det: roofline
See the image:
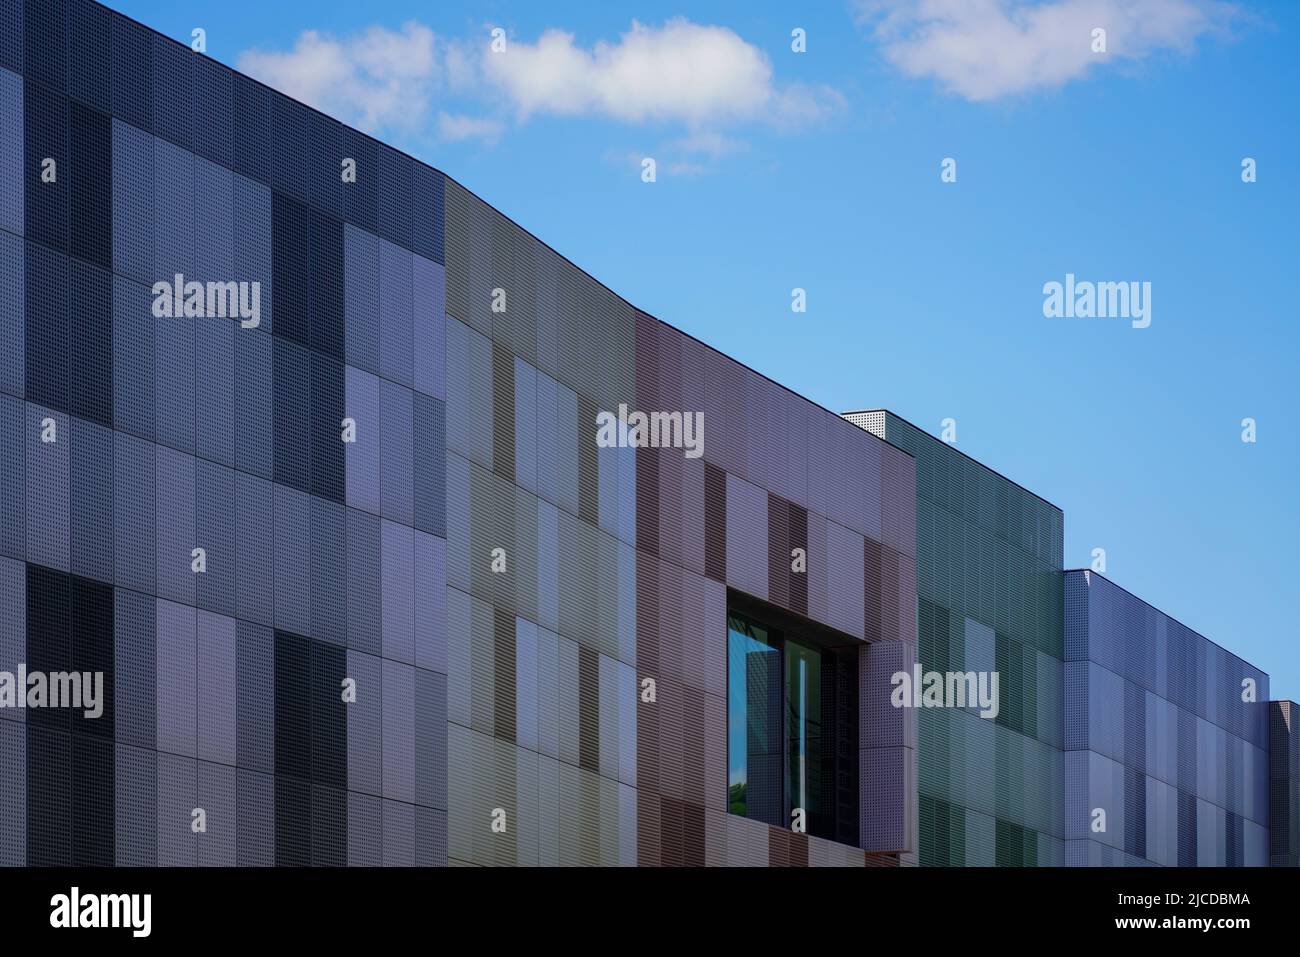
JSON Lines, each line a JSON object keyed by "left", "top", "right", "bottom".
{"left": 842, "top": 409, "right": 1063, "bottom": 513}
{"left": 1065, "top": 569, "right": 1270, "bottom": 680}
{"left": 100, "top": 2, "right": 909, "bottom": 466}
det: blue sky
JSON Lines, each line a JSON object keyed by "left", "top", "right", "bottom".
{"left": 111, "top": 0, "right": 1298, "bottom": 697}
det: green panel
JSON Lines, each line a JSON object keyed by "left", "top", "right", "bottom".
{"left": 871, "top": 412, "right": 1065, "bottom": 866}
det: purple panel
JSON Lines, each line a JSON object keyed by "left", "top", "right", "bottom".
{"left": 154, "top": 445, "right": 195, "bottom": 605}
{"left": 383, "top": 798, "right": 416, "bottom": 866}
{"left": 782, "top": 393, "right": 809, "bottom": 510}
{"left": 196, "top": 760, "right": 236, "bottom": 866}
{"left": 826, "top": 520, "right": 865, "bottom": 640}
{"left": 382, "top": 659, "right": 415, "bottom": 803}
{"left": 272, "top": 483, "right": 310, "bottom": 635}
{"left": 414, "top": 531, "right": 447, "bottom": 674}
{"left": 379, "top": 238, "right": 414, "bottom": 389}
{"left": 380, "top": 378, "right": 414, "bottom": 526}
{"left": 344, "top": 365, "right": 381, "bottom": 515}
{"left": 805, "top": 511, "right": 828, "bottom": 630}
{"left": 196, "top": 610, "right": 236, "bottom": 767}
{"left": 156, "top": 598, "right": 196, "bottom": 758}
{"left": 236, "top": 768, "right": 275, "bottom": 866}
{"left": 701, "top": 576, "right": 726, "bottom": 699}
{"left": 679, "top": 453, "right": 705, "bottom": 578}
{"left": 347, "top": 790, "right": 382, "bottom": 865}
{"left": 860, "top": 745, "right": 912, "bottom": 854}
{"left": 156, "top": 752, "right": 196, "bottom": 866}
{"left": 724, "top": 473, "right": 767, "bottom": 601}
{"left": 346, "top": 651, "right": 381, "bottom": 797}
{"left": 380, "top": 519, "right": 414, "bottom": 665}
{"left": 25, "top": 405, "right": 68, "bottom": 571}
{"left": 515, "top": 358, "right": 538, "bottom": 495}
{"left": 516, "top": 617, "right": 538, "bottom": 752}
{"left": 413, "top": 256, "right": 446, "bottom": 399}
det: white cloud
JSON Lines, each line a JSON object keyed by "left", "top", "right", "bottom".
{"left": 857, "top": 0, "right": 1239, "bottom": 101}
{"left": 438, "top": 112, "right": 504, "bottom": 144}
{"left": 238, "top": 22, "right": 439, "bottom": 132}
{"left": 482, "top": 18, "right": 839, "bottom": 127}
{"left": 237, "top": 17, "right": 839, "bottom": 152}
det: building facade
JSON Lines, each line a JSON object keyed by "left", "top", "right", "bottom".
{"left": 1268, "top": 701, "right": 1299, "bottom": 867}
{"left": 0, "top": 0, "right": 1295, "bottom": 867}
{"left": 845, "top": 411, "right": 1064, "bottom": 866}
{"left": 1063, "top": 570, "right": 1270, "bottom": 866}
{"left": 1, "top": 0, "right": 917, "bottom": 867}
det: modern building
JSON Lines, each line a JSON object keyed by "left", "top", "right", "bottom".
{"left": 1269, "top": 702, "right": 1300, "bottom": 867}
{"left": 845, "top": 411, "right": 1064, "bottom": 866}
{"left": 0, "top": 0, "right": 919, "bottom": 867}
{"left": 0, "top": 0, "right": 1295, "bottom": 867}
{"left": 1063, "top": 570, "right": 1270, "bottom": 866}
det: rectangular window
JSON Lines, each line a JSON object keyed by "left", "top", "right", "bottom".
{"left": 726, "top": 601, "right": 859, "bottom": 845}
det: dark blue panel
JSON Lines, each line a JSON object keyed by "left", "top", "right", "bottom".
{"left": 109, "top": 11, "right": 151, "bottom": 132}
{"left": 0, "top": 394, "right": 24, "bottom": 559}
{"left": 310, "top": 351, "right": 344, "bottom": 504}
{"left": 190, "top": 54, "right": 232, "bottom": 168}
{"left": 24, "top": 240, "right": 67, "bottom": 412}
{"left": 414, "top": 393, "right": 446, "bottom": 537}
{"left": 309, "top": 208, "right": 344, "bottom": 359}
{"left": 69, "top": 574, "right": 113, "bottom": 738}
{"left": 150, "top": 32, "right": 191, "bottom": 152}
{"left": 272, "top": 335, "right": 310, "bottom": 493}
{"left": 272, "top": 191, "right": 309, "bottom": 348}
{"left": 309, "top": 497, "right": 345, "bottom": 646}
{"left": 310, "top": 640, "right": 346, "bottom": 788}
{"left": 306, "top": 109, "right": 343, "bottom": 220}
{"left": 273, "top": 774, "right": 309, "bottom": 866}
{"left": 70, "top": 732, "right": 113, "bottom": 865}
{"left": 230, "top": 72, "right": 269, "bottom": 185}
{"left": 345, "top": 508, "right": 380, "bottom": 656}
{"left": 68, "top": 99, "right": 111, "bottom": 269}
{"left": 23, "top": 0, "right": 64, "bottom": 93}
{"left": 68, "top": 261, "right": 111, "bottom": 427}
{"left": 233, "top": 328, "right": 272, "bottom": 479}
{"left": 342, "top": 127, "right": 380, "bottom": 236}
{"left": 1178, "top": 790, "right": 1197, "bottom": 866}
{"left": 274, "top": 630, "right": 310, "bottom": 783}
{"left": 376, "top": 144, "right": 411, "bottom": 252}
{"left": 24, "top": 81, "right": 68, "bottom": 252}
{"left": 26, "top": 726, "right": 70, "bottom": 864}
{"left": 411, "top": 163, "right": 444, "bottom": 266}
{"left": 0, "top": 0, "right": 22, "bottom": 73}
{"left": 310, "top": 784, "right": 346, "bottom": 865}
{"left": 69, "top": 417, "right": 113, "bottom": 583}
{"left": 269, "top": 87, "right": 309, "bottom": 203}
{"left": 195, "top": 459, "right": 236, "bottom": 617}
{"left": 66, "top": 0, "right": 109, "bottom": 112}
{"left": 25, "top": 562, "right": 70, "bottom": 733}
{"left": 111, "top": 275, "right": 153, "bottom": 441}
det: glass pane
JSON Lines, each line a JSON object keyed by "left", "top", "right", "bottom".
{"left": 727, "top": 614, "right": 782, "bottom": 826}
{"left": 786, "top": 639, "right": 823, "bottom": 827}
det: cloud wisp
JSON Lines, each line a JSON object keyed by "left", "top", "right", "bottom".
{"left": 856, "top": 0, "right": 1240, "bottom": 101}
{"left": 238, "top": 17, "right": 840, "bottom": 154}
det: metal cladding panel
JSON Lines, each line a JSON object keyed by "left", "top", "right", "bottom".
{"left": 1269, "top": 701, "right": 1300, "bottom": 866}
{"left": 846, "top": 410, "right": 1064, "bottom": 866}
{"left": 7, "top": 0, "right": 928, "bottom": 869}
{"left": 1064, "top": 569, "right": 1270, "bottom": 866}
